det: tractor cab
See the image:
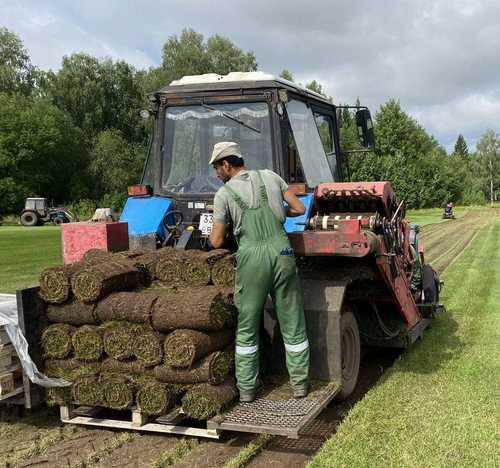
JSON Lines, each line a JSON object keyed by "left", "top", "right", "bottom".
{"left": 121, "top": 72, "right": 374, "bottom": 249}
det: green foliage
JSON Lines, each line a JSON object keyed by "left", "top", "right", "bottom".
{"left": 279, "top": 69, "right": 294, "bottom": 81}
{"left": 306, "top": 79, "right": 325, "bottom": 96}
{"left": 348, "top": 100, "right": 463, "bottom": 208}
{"left": 66, "top": 199, "right": 97, "bottom": 221}
{"left": 159, "top": 28, "right": 257, "bottom": 87}
{"left": 476, "top": 129, "right": 500, "bottom": 204}
{"left": 44, "top": 53, "right": 145, "bottom": 142}
{"left": 0, "top": 27, "right": 35, "bottom": 95}
{"left": 453, "top": 133, "right": 469, "bottom": 158}
{"left": 90, "top": 129, "right": 145, "bottom": 201}
{"left": 0, "top": 93, "right": 87, "bottom": 214}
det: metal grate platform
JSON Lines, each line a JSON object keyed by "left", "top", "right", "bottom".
{"left": 207, "top": 382, "right": 339, "bottom": 438}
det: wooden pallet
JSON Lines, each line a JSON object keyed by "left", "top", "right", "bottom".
{"left": 60, "top": 404, "right": 220, "bottom": 439}
{"left": 0, "top": 364, "right": 23, "bottom": 401}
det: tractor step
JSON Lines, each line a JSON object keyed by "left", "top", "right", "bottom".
{"left": 207, "top": 380, "right": 339, "bottom": 439}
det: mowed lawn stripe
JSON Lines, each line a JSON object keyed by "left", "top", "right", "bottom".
{"left": 0, "top": 226, "right": 62, "bottom": 293}
{"left": 310, "top": 218, "right": 500, "bottom": 468}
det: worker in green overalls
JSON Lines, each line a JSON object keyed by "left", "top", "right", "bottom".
{"left": 209, "top": 142, "right": 310, "bottom": 402}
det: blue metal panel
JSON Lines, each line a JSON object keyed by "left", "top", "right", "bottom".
{"left": 284, "top": 194, "right": 314, "bottom": 233}
{"left": 120, "top": 196, "right": 174, "bottom": 240}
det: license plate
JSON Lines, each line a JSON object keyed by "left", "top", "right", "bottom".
{"left": 199, "top": 212, "right": 214, "bottom": 236}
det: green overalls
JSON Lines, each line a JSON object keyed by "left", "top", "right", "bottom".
{"left": 224, "top": 171, "right": 310, "bottom": 394}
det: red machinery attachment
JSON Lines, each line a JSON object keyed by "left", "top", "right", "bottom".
{"left": 290, "top": 181, "right": 422, "bottom": 331}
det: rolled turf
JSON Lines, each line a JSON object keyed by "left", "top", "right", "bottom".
{"left": 151, "top": 287, "right": 235, "bottom": 332}
{"left": 39, "top": 262, "right": 85, "bottom": 304}
{"left": 46, "top": 301, "right": 97, "bottom": 326}
{"left": 136, "top": 381, "right": 179, "bottom": 416}
{"left": 95, "top": 292, "right": 158, "bottom": 324}
{"left": 72, "top": 375, "right": 104, "bottom": 406}
{"left": 101, "top": 357, "right": 153, "bottom": 376}
{"left": 72, "top": 325, "right": 103, "bottom": 362}
{"left": 154, "top": 348, "right": 234, "bottom": 385}
{"left": 211, "top": 255, "right": 235, "bottom": 287}
{"left": 154, "top": 248, "right": 187, "bottom": 284}
{"left": 101, "top": 374, "right": 134, "bottom": 410}
{"left": 102, "top": 322, "right": 137, "bottom": 360}
{"left": 41, "top": 323, "right": 75, "bottom": 359}
{"left": 83, "top": 248, "right": 114, "bottom": 264}
{"left": 181, "top": 380, "right": 238, "bottom": 420}
{"left": 134, "top": 328, "right": 164, "bottom": 366}
{"left": 44, "top": 358, "right": 101, "bottom": 380}
{"left": 71, "top": 260, "right": 142, "bottom": 302}
{"left": 130, "top": 252, "right": 161, "bottom": 283}
{"left": 164, "top": 328, "right": 234, "bottom": 368}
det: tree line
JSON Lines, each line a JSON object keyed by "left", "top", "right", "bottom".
{"left": 0, "top": 26, "right": 499, "bottom": 218}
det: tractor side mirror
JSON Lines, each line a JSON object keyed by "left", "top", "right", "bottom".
{"left": 355, "top": 109, "right": 375, "bottom": 149}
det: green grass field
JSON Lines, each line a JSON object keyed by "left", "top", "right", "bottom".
{"left": 310, "top": 215, "right": 500, "bottom": 467}
{"left": 406, "top": 206, "right": 469, "bottom": 226}
{"left": 0, "top": 226, "right": 62, "bottom": 293}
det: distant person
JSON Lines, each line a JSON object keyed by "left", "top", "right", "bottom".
{"left": 208, "top": 141, "right": 310, "bottom": 402}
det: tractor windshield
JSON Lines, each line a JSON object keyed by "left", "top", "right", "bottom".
{"left": 162, "top": 102, "right": 273, "bottom": 194}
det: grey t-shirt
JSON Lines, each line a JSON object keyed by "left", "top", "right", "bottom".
{"left": 213, "top": 169, "right": 289, "bottom": 237}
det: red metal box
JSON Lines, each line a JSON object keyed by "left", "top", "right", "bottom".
{"left": 61, "top": 222, "right": 129, "bottom": 264}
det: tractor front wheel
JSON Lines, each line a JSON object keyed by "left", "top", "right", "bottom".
{"left": 335, "top": 309, "right": 361, "bottom": 401}
{"left": 20, "top": 211, "right": 39, "bottom": 227}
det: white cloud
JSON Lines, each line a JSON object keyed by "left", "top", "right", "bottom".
{"left": 1, "top": 0, "right": 499, "bottom": 150}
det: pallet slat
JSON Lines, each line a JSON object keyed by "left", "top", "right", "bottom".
{"left": 60, "top": 405, "right": 220, "bottom": 439}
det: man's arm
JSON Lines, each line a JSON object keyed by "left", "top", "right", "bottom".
{"left": 210, "top": 222, "right": 227, "bottom": 249}
{"left": 284, "top": 190, "right": 306, "bottom": 217}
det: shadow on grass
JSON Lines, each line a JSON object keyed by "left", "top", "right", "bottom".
{"left": 396, "top": 311, "right": 463, "bottom": 375}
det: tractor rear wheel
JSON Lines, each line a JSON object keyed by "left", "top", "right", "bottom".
{"left": 20, "top": 211, "right": 38, "bottom": 227}
{"left": 335, "top": 308, "right": 361, "bottom": 401}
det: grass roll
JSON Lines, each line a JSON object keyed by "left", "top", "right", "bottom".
{"left": 95, "top": 292, "right": 158, "bottom": 324}
{"left": 72, "top": 376, "right": 104, "bottom": 406}
{"left": 136, "top": 381, "right": 180, "bottom": 416}
{"left": 41, "top": 323, "right": 75, "bottom": 359}
{"left": 83, "top": 249, "right": 113, "bottom": 264}
{"left": 71, "top": 260, "right": 141, "bottom": 303}
{"left": 39, "top": 262, "right": 84, "bottom": 304}
{"left": 164, "top": 329, "right": 234, "bottom": 368}
{"left": 211, "top": 255, "right": 235, "bottom": 287}
{"left": 151, "top": 287, "right": 235, "bottom": 332}
{"left": 154, "top": 348, "right": 234, "bottom": 385}
{"left": 130, "top": 252, "right": 161, "bottom": 283}
{"left": 44, "top": 358, "right": 101, "bottom": 380}
{"left": 134, "top": 328, "right": 164, "bottom": 366}
{"left": 101, "top": 374, "right": 134, "bottom": 410}
{"left": 46, "top": 301, "right": 97, "bottom": 326}
{"left": 101, "top": 357, "right": 153, "bottom": 376}
{"left": 181, "top": 380, "right": 238, "bottom": 420}
{"left": 154, "top": 248, "right": 187, "bottom": 284}
{"left": 72, "top": 325, "right": 103, "bottom": 362}
{"left": 102, "top": 322, "right": 137, "bottom": 360}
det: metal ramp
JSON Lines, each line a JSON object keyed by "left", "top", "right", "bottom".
{"left": 208, "top": 380, "right": 339, "bottom": 438}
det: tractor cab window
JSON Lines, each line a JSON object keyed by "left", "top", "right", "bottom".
{"left": 314, "top": 112, "right": 337, "bottom": 176}
{"left": 285, "top": 99, "right": 334, "bottom": 187}
{"left": 162, "top": 102, "right": 273, "bottom": 194}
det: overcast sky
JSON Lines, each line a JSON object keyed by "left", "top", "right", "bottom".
{"left": 2, "top": 0, "right": 499, "bottom": 151}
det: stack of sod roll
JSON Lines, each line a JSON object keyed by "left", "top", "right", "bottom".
{"left": 40, "top": 247, "right": 238, "bottom": 419}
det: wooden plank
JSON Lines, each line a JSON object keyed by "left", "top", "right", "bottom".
{"left": 0, "top": 386, "right": 24, "bottom": 402}
{"left": 60, "top": 415, "right": 220, "bottom": 439}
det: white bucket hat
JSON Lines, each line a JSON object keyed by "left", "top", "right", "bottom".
{"left": 209, "top": 141, "right": 243, "bottom": 165}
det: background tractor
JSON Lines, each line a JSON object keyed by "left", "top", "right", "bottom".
{"left": 20, "top": 198, "right": 75, "bottom": 227}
